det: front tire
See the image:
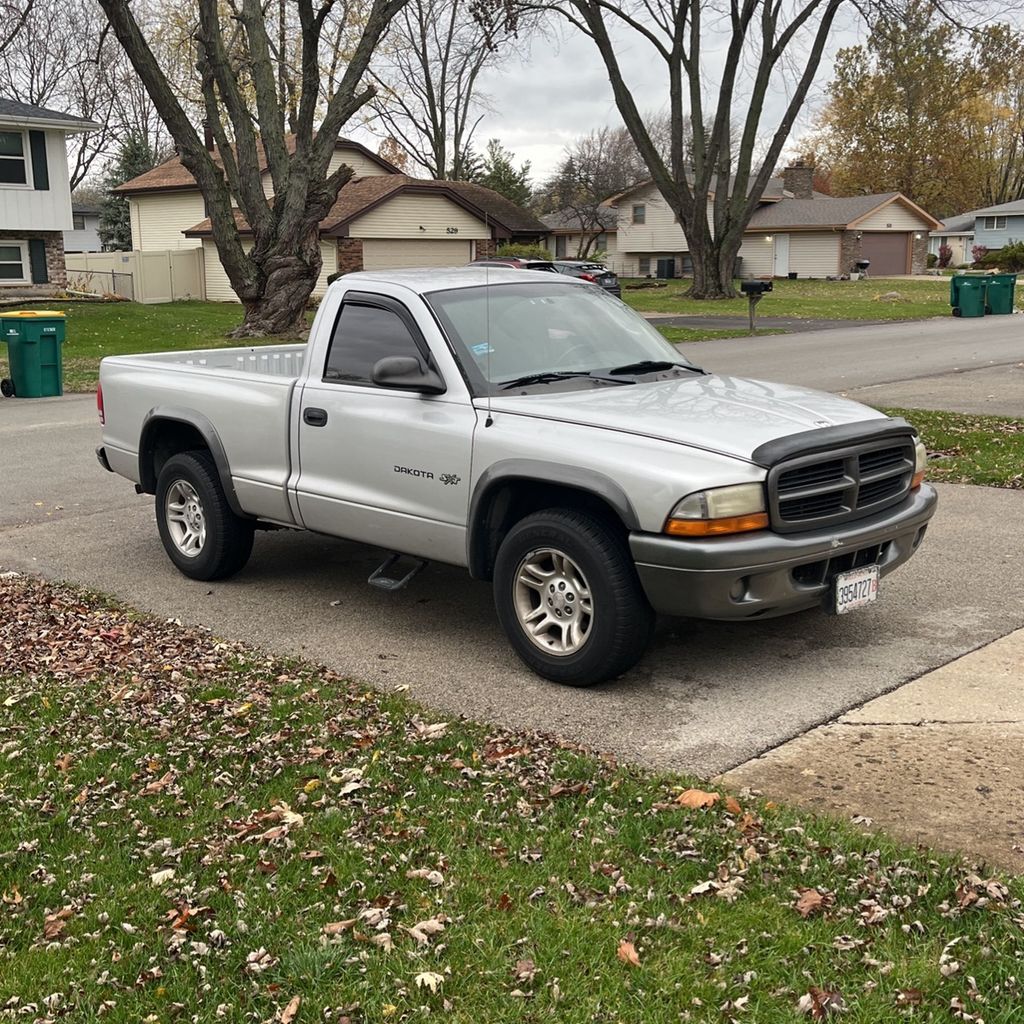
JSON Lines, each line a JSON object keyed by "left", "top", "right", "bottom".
{"left": 493, "top": 509, "right": 654, "bottom": 686}
{"left": 155, "top": 451, "right": 254, "bottom": 581}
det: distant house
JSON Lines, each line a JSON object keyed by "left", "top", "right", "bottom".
{"left": 0, "top": 97, "right": 99, "bottom": 295}
{"left": 542, "top": 208, "right": 619, "bottom": 265}
{"left": 115, "top": 138, "right": 547, "bottom": 301}
{"left": 63, "top": 202, "right": 101, "bottom": 252}
{"left": 605, "top": 163, "right": 940, "bottom": 279}
{"left": 928, "top": 212, "right": 975, "bottom": 267}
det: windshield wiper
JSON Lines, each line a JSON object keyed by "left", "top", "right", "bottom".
{"left": 606, "top": 359, "right": 704, "bottom": 376}
{"left": 498, "top": 371, "right": 634, "bottom": 390}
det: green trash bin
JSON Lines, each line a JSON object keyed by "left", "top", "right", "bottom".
{"left": 950, "top": 275, "right": 987, "bottom": 318}
{"left": 0, "top": 310, "right": 66, "bottom": 398}
{"left": 984, "top": 273, "right": 1017, "bottom": 315}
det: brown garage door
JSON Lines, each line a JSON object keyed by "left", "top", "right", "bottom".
{"left": 860, "top": 232, "right": 910, "bottom": 276}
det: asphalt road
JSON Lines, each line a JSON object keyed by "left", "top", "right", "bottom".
{"left": 2, "top": 316, "right": 1022, "bottom": 776}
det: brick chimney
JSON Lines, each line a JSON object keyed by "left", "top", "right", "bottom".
{"left": 783, "top": 160, "right": 814, "bottom": 200}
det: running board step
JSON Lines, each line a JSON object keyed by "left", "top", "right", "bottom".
{"left": 368, "top": 554, "right": 429, "bottom": 592}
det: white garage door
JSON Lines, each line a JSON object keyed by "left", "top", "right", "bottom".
{"left": 362, "top": 239, "right": 474, "bottom": 270}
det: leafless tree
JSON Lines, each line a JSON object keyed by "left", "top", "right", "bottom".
{"left": 0, "top": 0, "right": 33, "bottom": 55}
{"left": 0, "top": 0, "right": 122, "bottom": 189}
{"left": 98, "top": 0, "right": 409, "bottom": 336}
{"left": 368, "top": 0, "right": 525, "bottom": 179}
{"left": 524, "top": 0, "right": 1003, "bottom": 298}
{"left": 539, "top": 123, "right": 668, "bottom": 256}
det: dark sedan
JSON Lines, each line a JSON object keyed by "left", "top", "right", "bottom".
{"left": 551, "top": 260, "right": 622, "bottom": 297}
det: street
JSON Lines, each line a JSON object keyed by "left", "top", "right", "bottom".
{"left": 2, "top": 315, "right": 1023, "bottom": 777}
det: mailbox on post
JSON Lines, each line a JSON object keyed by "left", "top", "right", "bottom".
{"left": 740, "top": 280, "right": 773, "bottom": 335}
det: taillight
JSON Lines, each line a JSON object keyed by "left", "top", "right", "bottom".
{"left": 96, "top": 381, "right": 105, "bottom": 424}
{"left": 580, "top": 273, "right": 597, "bottom": 282}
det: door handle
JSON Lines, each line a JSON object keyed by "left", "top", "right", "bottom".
{"left": 303, "top": 407, "right": 328, "bottom": 427}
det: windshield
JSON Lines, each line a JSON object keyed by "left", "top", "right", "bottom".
{"left": 425, "top": 281, "right": 694, "bottom": 393}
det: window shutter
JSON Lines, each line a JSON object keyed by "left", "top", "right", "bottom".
{"left": 28, "top": 130, "right": 49, "bottom": 190}
{"left": 29, "top": 239, "right": 48, "bottom": 283}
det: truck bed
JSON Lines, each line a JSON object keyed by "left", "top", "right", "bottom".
{"left": 100, "top": 344, "right": 308, "bottom": 526}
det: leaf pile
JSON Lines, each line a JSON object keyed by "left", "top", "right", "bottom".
{"left": 2, "top": 573, "right": 1024, "bottom": 1022}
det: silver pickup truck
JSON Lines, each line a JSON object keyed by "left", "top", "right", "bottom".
{"left": 97, "top": 268, "right": 937, "bottom": 686}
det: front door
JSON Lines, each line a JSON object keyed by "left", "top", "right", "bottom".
{"left": 773, "top": 233, "right": 790, "bottom": 277}
{"left": 294, "top": 294, "right": 478, "bottom": 566}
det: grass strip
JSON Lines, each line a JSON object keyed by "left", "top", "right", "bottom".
{"left": 1, "top": 574, "right": 1021, "bottom": 1022}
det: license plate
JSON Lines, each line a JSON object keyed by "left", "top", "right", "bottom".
{"left": 832, "top": 564, "right": 879, "bottom": 615}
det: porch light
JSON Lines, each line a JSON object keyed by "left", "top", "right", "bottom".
{"left": 914, "top": 233, "right": 922, "bottom": 240}
{"left": 765, "top": 235, "right": 773, "bottom": 242}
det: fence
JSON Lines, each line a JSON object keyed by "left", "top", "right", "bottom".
{"left": 65, "top": 267, "right": 135, "bottom": 301}
{"left": 65, "top": 248, "right": 206, "bottom": 304}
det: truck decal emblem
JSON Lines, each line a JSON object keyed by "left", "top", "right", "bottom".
{"left": 394, "top": 466, "right": 434, "bottom": 480}
{"left": 440, "top": 474, "right": 461, "bottom": 486}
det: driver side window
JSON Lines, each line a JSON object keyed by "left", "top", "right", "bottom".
{"left": 323, "top": 303, "right": 424, "bottom": 385}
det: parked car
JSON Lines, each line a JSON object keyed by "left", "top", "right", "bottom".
{"left": 469, "top": 257, "right": 559, "bottom": 273}
{"left": 552, "top": 259, "right": 622, "bottom": 297}
{"left": 97, "top": 269, "right": 937, "bottom": 687}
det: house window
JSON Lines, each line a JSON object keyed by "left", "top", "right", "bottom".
{"left": 0, "top": 130, "right": 29, "bottom": 186}
{"left": 73, "top": 213, "right": 86, "bottom": 231}
{"left": 638, "top": 256, "right": 651, "bottom": 276}
{"left": 632, "top": 204, "right": 646, "bottom": 225}
{"left": 0, "top": 241, "right": 29, "bottom": 282}
{"left": 555, "top": 235, "right": 567, "bottom": 258}
{"left": 983, "top": 216, "right": 1007, "bottom": 230}
{"left": 594, "top": 233, "right": 607, "bottom": 251}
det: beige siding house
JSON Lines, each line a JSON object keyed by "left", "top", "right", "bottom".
{"left": 541, "top": 209, "right": 620, "bottom": 268}
{"left": 117, "top": 140, "right": 546, "bottom": 301}
{"left": 607, "top": 165, "right": 940, "bottom": 279}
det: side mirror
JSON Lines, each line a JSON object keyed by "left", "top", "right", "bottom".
{"left": 371, "top": 356, "right": 446, "bottom": 395}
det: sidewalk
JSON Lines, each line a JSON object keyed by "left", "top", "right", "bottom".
{"left": 720, "top": 629, "right": 1024, "bottom": 871}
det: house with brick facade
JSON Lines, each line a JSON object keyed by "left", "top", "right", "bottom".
{"left": 0, "top": 98, "right": 100, "bottom": 295}
{"left": 606, "top": 163, "right": 940, "bottom": 279}
{"left": 115, "top": 139, "right": 547, "bottom": 302}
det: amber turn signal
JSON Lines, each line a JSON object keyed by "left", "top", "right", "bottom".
{"left": 665, "top": 512, "right": 770, "bottom": 537}
{"left": 911, "top": 470, "right": 925, "bottom": 490}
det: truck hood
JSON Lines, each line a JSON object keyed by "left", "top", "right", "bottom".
{"left": 484, "top": 373, "right": 889, "bottom": 464}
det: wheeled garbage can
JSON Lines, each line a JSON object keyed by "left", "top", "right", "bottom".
{"left": 984, "top": 273, "right": 1017, "bottom": 315}
{"left": 949, "top": 275, "right": 987, "bottom": 318}
{"left": 0, "top": 310, "right": 66, "bottom": 398}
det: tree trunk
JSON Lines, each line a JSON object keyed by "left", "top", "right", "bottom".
{"left": 686, "top": 230, "right": 741, "bottom": 300}
{"left": 227, "top": 230, "right": 323, "bottom": 338}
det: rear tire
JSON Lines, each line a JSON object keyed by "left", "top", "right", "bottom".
{"left": 155, "top": 451, "right": 254, "bottom": 581}
{"left": 0, "top": 379, "right": 14, "bottom": 397}
{"left": 493, "top": 508, "right": 654, "bottom": 686}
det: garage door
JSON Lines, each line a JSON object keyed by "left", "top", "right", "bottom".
{"left": 362, "top": 239, "right": 474, "bottom": 270}
{"left": 860, "top": 233, "right": 910, "bottom": 276}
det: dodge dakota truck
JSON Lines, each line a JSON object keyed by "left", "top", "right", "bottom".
{"left": 97, "top": 268, "right": 937, "bottom": 686}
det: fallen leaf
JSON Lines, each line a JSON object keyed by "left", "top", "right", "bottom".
{"left": 279, "top": 995, "right": 301, "bottom": 1023}
{"left": 322, "top": 919, "right": 357, "bottom": 936}
{"left": 150, "top": 868, "right": 175, "bottom": 886}
{"left": 405, "top": 917, "right": 446, "bottom": 945}
{"left": 514, "top": 958, "right": 537, "bottom": 983}
{"left": 896, "top": 989, "right": 924, "bottom": 1007}
{"left": 797, "top": 987, "right": 846, "bottom": 1018}
{"left": 414, "top": 971, "right": 444, "bottom": 993}
{"left": 675, "top": 789, "right": 720, "bottom": 809}
{"left": 795, "top": 888, "right": 827, "bottom": 918}
{"left": 617, "top": 939, "right": 640, "bottom": 967}
{"left": 724, "top": 795, "right": 742, "bottom": 815}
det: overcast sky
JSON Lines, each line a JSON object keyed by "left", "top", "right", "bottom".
{"left": 351, "top": 9, "right": 869, "bottom": 183}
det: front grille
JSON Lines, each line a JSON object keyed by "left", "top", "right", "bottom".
{"left": 768, "top": 437, "right": 915, "bottom": 533}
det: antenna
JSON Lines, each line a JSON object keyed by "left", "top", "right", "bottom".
{"left": 484, "top": 216, "right": 493, "bottom": 428}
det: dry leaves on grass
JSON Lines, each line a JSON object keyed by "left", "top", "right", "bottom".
{"left": 675, "top": 789, "right": 720, "bottom": 809}
{"left": 617, "top": 939, "right": 641, "bottom": 967}
{"left": 797, "top": 987, "right": 846, "bottom": 1018}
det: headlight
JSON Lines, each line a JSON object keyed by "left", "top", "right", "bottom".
{"left": 665, "top": 483, "right": 769, "bottom": 537}
{"left": 911, "top": 439, "right": 927, "bottom": 490}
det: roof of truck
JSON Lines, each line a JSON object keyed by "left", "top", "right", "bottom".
{"left": 339, "top": 267, "right": 584, "bottom": 292}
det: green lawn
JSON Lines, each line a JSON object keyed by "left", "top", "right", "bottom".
{"left": 0, "top": 300, "right": 274, "bottom": 393}
{"left": 884, "top": 408, "right": 1024, "bottom": 488}
{"left": 2, "top": 572, "right": 1022, "bottom": 1023}
{"left": 620, "top": 276, "right": 962, "bottom": 319}
{"left": 657, "top": 325, "right": 784, "bottom": 344}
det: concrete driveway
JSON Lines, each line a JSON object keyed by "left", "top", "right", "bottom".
{"left": 2, "top": 316, "right": 1022, "bottom": 777}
